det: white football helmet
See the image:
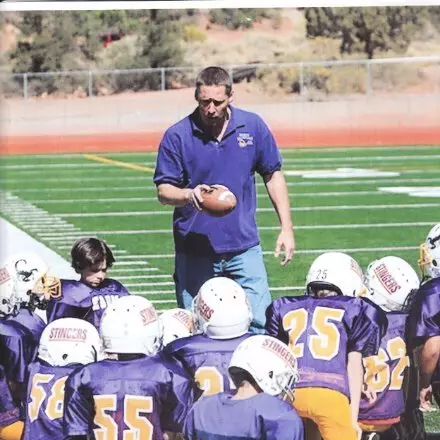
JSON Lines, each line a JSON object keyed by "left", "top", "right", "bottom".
{"left": 0, "top": 266, "right": 19, "bottom": 318}
{"left": 419, "top": 224, "right": 440, "bottom": 280}
{"left": 192, "top": 277, "right": 252, "bottom": 340}
{"left": 306, "top": 251, "right": 366, "bottom": 297}
{"left": 100, "top": 295, "right": 162, "bottom": 356}
{"left": 229, "top": 335, "right": 299, "bottom": 401}
{"left": 159, "top": 308, "right": 195, "bottom": 347}
{"left": 364, "top": 256, "right": 419, "bottom": 312}
{"left": 3, "top": 253, "right": 61, "bottom": 305}
{"left": 38, "top": 318, "right": 104, "bottom": 367}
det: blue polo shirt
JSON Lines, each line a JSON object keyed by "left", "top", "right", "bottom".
{"left": 154, "top": 106, "right": 282, "bottom": 255}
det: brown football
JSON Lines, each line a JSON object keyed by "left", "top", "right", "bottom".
{"left": 200, "top": 186, "right": 237, "bottom": 217}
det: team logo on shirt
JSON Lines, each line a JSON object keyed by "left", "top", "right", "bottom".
{"left": 237, "top": 133, "right": 254, "bottom": 148}
{"left": 374, "top": 263, "right": 401, "bottom": 294}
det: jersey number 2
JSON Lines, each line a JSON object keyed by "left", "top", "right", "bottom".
{"left": 282, "top": 306, "right": 345, "bottom": 361}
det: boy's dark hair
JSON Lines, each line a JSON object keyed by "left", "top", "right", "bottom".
{"left": 71, "top": 237, "right": 115, "bottom": 273}
{"left": 195, "top": 66, "right": 232, "bottom": 98}
{"left": 228, "top": 366, "right": 262, "bottom": 392}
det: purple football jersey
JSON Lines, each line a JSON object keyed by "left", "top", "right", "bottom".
{"left": 359, "top": 311, "right": 409, "bottom": 422}
{"left": 165, "top": 333, "right": 252, "bottom": 396}
{"left": 46, "top": 278, "right": 129, "bottom": 329}
{"left": 265, "top": 295, "right": 387, "bottom": 397}
{"left": 0, "top": 319, "right": 36, "bottom": 384}
{"left": 184, "top": 391, "right": 304, "bottom": 440}
{"left": 22, "top": 360, "right": 81, "bottom": 440}
{"left": 63, "top": 353, "right": 197, "bottom": 439}
{"left": 0, "top": 364, "right": 20, "bottom": 428}
{"left": 7, "top": 308, "right": 46, "bottom": 345}
{"left": 409, "top": 278, "right": 440, "bottom": 343}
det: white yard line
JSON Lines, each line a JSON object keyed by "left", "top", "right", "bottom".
{"left": 45, "top": 203, "right": 439, "bottom": 218}
{"left": 2, "top": 169, "right": 440, "bottom": 184}
{"left": 110, "top": 246, "right": 420, "bottom": 260}
{"left": 115, "top": 274, "right": 172, "bottom": 280}
{"left": 2, "top": 155, "right": 439, "bottom": 170}
{"left": 9, "top": 177, "right": 440, "bottom": 194}
{"left": 35, "top": 221, "right": 436, "bottom": 239}
{"left": 124, "top": 281, "right": 175, "bottom": 287}
{"left": 19, "top": 191, "right": 388, "bottom": 205}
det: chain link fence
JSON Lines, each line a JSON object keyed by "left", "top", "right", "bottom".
{"left": 3, "top": 56, "right": 440, "bottom": 100}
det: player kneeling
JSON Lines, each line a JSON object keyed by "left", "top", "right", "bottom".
{"left": 165, "top": 277, "right": 253, "bottom": 397}
{"left": 184, "top": 335, "right": 304, "bottom": 440}
{"left": 265, "top": 252, "right": 387, "bottom": 440}
{"left": 22, "top": 318, "right": 103, "bottom": 440}
{"left": 63, "top": 295, "right": 199, "bottom": 440}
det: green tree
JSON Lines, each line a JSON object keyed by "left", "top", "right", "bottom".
{"left": 304, "top": 7, "right": 428, "bottom": 59}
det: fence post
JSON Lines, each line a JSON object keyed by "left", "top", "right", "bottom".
{"left": 365, "top": 61, "right": 372, "bottom": 96}
{"left": 299, "top": 62, "right": 304, "bottom": 96}
{"left": 161, "top": 68, "right": 165, "bottom": 91}
{"left": 88, "top": 70, "right": 93, "bottom": 97}
{"left": 23, "top": 73, "right": 28, "bottom": 100}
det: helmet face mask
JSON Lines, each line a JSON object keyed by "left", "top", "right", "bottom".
{"left": 419, "top": 224, "right": 440, "bottom": 280}
{"left": 100, "top": 296, "right": 162, "bottom": 356}
{"left": 193, "top": 277, "right": 252, "bottom": 340}
{"left": 306, "top": 252, "right": 365, "bottom": 298}
{"left": 38, "top": 318, "right": 104, "bottom": 367}
{"left": 4, "top": 253, "right": 51, "bottom": 307}
{"left": 229, "top": 335, "right": 299, "bottom": 402}
{"left": 364, "top": 256, "right": 420, "bottom": 312}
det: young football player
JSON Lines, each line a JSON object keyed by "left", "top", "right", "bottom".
{"left": 0, "top": 267, "right": 36, "bottom": 400}
{"left": 160, "top": 308, "right": 195, "bottom": 348}
{"left": 0, "top": 364, "right": 23, "bottom": 440}
{"left": 164, "top": 276, "right": 253, "bottom": 397}
{"left": 265, "top": 251, "right": 387, "bottom": 440}
{"left": 46, "top": 237, "right": 130, "bottom": 329}
{"left": 21, "top": 317, "right": 102, "bottom": 440}
{"left": 358, "top": 256, "right": 419, "bottom": 440}
{"left": 184, "top": 334, "right": 304, "bottom": 440}
{"left": 63, "top": 295, "right": 198, "bottom": 440}
{"left": 2, "top": 253, "right": 48, "bottom": 343}
{"left": 411, "top": 223, "right": 440, "bottom": 412}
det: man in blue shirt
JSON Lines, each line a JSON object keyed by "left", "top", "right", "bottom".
{"left": 154, "top": 66, "right": 295, "bottom": 333}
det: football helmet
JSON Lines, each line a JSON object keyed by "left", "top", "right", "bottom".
{"left": 38, "top": 318, "right": 103, "bottom": 367}
{"left": 192, "top": 277, "right": 252, "bottom": 340}
{"left": 0, "top": 266, "right": 19, "bottom": 318}
{"left": 364, "top": 256, "right": 420, "bottom": 312}
{"left": 419, "top": 224, "right": 440, "bottom": 280}
{"left": 3, "top": 253, "right": 61, "bottom": 306}
{"left": 100, "top": 295, "right": 162, "bottom": 356}
{"left": 306, "top": 251, "right": 366, "bottom": 297}
{"left": 159, "top": 308, "right": 195, "bottom": 347}
{"left": 229, "top": 335, "right": 299, "bottom": 401}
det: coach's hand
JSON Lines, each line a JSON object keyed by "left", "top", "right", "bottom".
{"left": 275, "top": 228, "right": 295, "bottom": 266}
{"left": 185, "top": 184, "right": 211, "bottom": 211}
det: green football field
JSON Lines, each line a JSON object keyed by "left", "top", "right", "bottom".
{"left": 1, "top": 145, "right": 440, "bottom": 431}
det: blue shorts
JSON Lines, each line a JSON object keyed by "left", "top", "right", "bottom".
{"left": 174, "top": 245, "right": 271, "bottom": 333}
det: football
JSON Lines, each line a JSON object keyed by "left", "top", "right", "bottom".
{"left": 200, "top": 186, "right": 237, "bottom": 217}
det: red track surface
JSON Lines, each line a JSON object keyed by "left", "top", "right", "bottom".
{"left": 2, "top": 126, "right": 440, "bottom": 155}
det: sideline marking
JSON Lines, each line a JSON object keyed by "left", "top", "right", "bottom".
{"left": 84, "top": 154, "right": 155, "bottom": 173}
